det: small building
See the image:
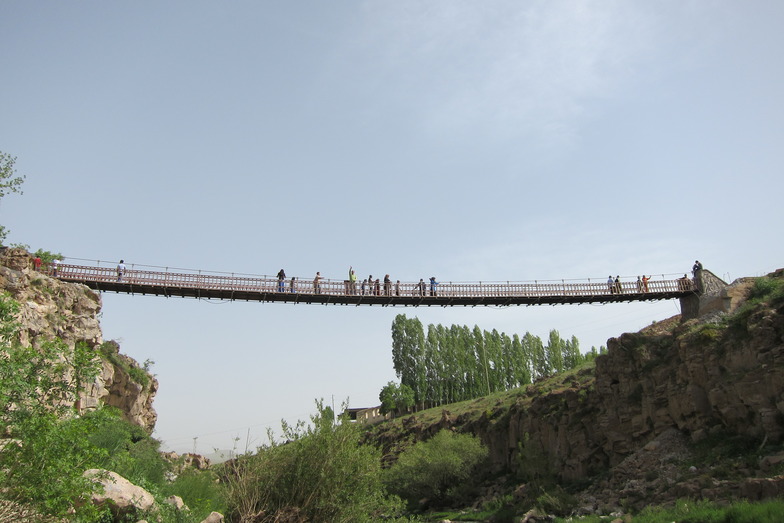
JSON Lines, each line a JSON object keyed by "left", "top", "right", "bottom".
{"left": 344, "top": 406, "right": 389, "bottom": 424}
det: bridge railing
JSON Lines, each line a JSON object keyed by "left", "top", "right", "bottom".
{"left": 49, "top": 262, "right": 695, "bottom": 300}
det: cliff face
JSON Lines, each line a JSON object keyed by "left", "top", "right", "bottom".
{"left": 370, "top": 270, "right": 784, "bottom": 509}
{"left": 0, "top": 248, "right": 157, "bottom": 432}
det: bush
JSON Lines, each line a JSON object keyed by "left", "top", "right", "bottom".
{"left": 164, "top": 468, "right": 226, "bottom": 518}
{"left": 383, "top": 429, "right": 489, "bottom": 508}
{"left": 223, "top": 400, "right": 405, "bottom": 522}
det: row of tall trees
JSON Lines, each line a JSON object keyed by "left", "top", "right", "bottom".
{"left": 385, "top": 314, "right": 598, "bottom": 413}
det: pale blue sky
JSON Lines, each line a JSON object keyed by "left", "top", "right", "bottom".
{"left": 2, "top": 1, "right": 782, "bottom": 454}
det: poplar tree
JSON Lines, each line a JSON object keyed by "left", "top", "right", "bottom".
{"left": 527, "top": 332, "right": 549, "bottom": 379}
{"left": 546, "top": 329, "right": 565, "bottom": 375}
{"left": 473, "top": 325, "right": 491, "bottom": 396}
{"left": 391, "top": 315, "right": 423, "bottom": 403}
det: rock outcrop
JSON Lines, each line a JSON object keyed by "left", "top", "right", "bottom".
{"left": 0, "top": 248, "right": 157, "bottom": 431}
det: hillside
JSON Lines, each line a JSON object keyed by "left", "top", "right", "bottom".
{"left": 367, "top": 269, "right": 784, "bottom": 515}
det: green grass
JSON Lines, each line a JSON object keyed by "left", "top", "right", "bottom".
{"left": 377, "top": 360, "right": 597, "bottom": 430}
{"left": 553, "top": 498, "right": 784, "bottom": 522}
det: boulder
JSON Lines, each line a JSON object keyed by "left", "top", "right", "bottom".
{"left": 83, "top": 469, "right": 155, "bottom": 517}
{"left": 165, "top": 495, "right": 189, "bottom": 512}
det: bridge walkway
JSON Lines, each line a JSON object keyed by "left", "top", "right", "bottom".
{"left": 47, "top": 261, "right": 697, "bottom": 307}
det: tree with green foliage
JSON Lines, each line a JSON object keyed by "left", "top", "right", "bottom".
{"left": 388, "top": 315, "right": 586, "bottom": 408}
{"left": 526, "top": 332, "right": 549, "bottom": 379}
{"left": 379, "top": 381, "right": 415, "bottom": 415}
{"left": 562, "top": 334, "right": 583, "bottom": 369}
{"left": 0, "top": 151, "right": 25, "bottom": 245}
{"left": 510, "top": 333, "right": 532, "bottom": 388}
{"left": 383, "top": 429, "right": 489, "bottom": 508}
{"left": 546, "top": 329, "right": 565, "bottom": 375}
{"left": 391, "top": 314, "right": 427, "bottom": 408}
{"left": 473, "top": 325, "right": 491, "bottom": 396}
{"left": 33, "top": 247, "right": 64, "bottom": 266}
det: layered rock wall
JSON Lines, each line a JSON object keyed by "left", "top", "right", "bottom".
{"left": 479, "top": 281, "right": 783, "bottom": 482}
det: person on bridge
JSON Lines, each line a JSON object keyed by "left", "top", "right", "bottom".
{"left": 349, "top": 267, "right": 357, "bottom": 294}
{"left": 430, "top": 276, "right": 439, "bottom": 296}
{"left": 418, "top": 279, "right": 426, "bottom": 296}
{"left": 290, "top": 276, "right": 296, "bottom": 293}
{"left": 277, "top": 269, "right": 286, "bottom": 292}
{"left": 117, "top": 260, "right": 126, "bottom": 282}
{"left": 607, "top": 276, "right": 614, "bottom": 294}
{"left": 52, "top": 258, "right": 59, "bottom": 276}
{"left": 314, "top": 272, "right": 323, "bottom": 294}
{"left": 395, "top": 280, "right": 401, "bottom": 296}
{"left": 384, "top": 274, "right": 391, "bottom": 296}
{"left": 374, "top": 278, "right": 381, "bottom": 296}
{"left": 642, "top": 275, "right": 651, "bottom": 292}
{"left": 614, "top": 276, "right": 621, "bottom": 294}
{"left": 692, "top": 260, "right": 703, "bottom": 276}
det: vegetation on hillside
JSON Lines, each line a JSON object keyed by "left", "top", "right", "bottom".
{"left": 383, "top": 430, "right": 488, "bottom": 509}
{"left": 220, "top": 401, "right": 409, "bottom": 522}
{"left": 0, "top": 292, "right": 225, "bottom": 521}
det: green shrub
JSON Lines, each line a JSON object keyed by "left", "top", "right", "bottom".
{"left": 164, "top": 469, "right": 227, "bottom": 519}
{"left": 535, "top": 485, "right": 577, "bottom": 516}
{"left": 383, "top": 429, "right": 489, "bottom": 508}
{"left": 748, "top": 275, "right": 784, "bottom": 303}
{"left": 691, "top": 322, "right": 723, "bottom": 344}
{"left": 98, "top": 341, "right": 151, "bottom": 388}
{"left": 223, "top": 400, "right": 404, "bottom": 522}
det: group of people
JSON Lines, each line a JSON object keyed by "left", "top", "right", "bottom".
{"left": 273, "top": 268, "right": 337, "bottom": 295}
{"left": 275, "top": 267, "right": 440, "bottom": 298}
{"left": 276, "top": 269, "right": 321, "bottom": 294}
{"left": 608, "top": 261, "right": 704, "bottom": 295}
{"left": 350, "top": 267, "right": 399, "bottom": 297}
{"left": 416, "top": 277, "right": 439, "bottom": 296}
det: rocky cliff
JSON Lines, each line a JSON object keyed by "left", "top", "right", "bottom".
{"left": 0, "top": 248, "right": 157, "bottom": 432}
{"left": 370, "top": 269, "right": 784, "bottom": 512}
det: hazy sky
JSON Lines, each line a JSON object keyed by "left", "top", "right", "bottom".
{"left": 2, "top": 1, "right": 782, "bottom": 454}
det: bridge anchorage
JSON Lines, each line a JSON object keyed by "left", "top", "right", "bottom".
{"left": 47, "top": 261, "right": 702, "bottom": 309}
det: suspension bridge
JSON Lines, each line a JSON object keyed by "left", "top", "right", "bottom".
{"left": 46, "top": 259, "right": 698, "bottom": 307}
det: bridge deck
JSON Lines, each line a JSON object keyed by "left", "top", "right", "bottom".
{"left": 48, "top": 263, "right": 696, "bottom": 306}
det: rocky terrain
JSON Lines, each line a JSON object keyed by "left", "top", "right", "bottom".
{"left": 0, "top": 248, "right": 157, "bottom": 431}
{"left": 369, "top": 269, "right": 784, "bottom": 514}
